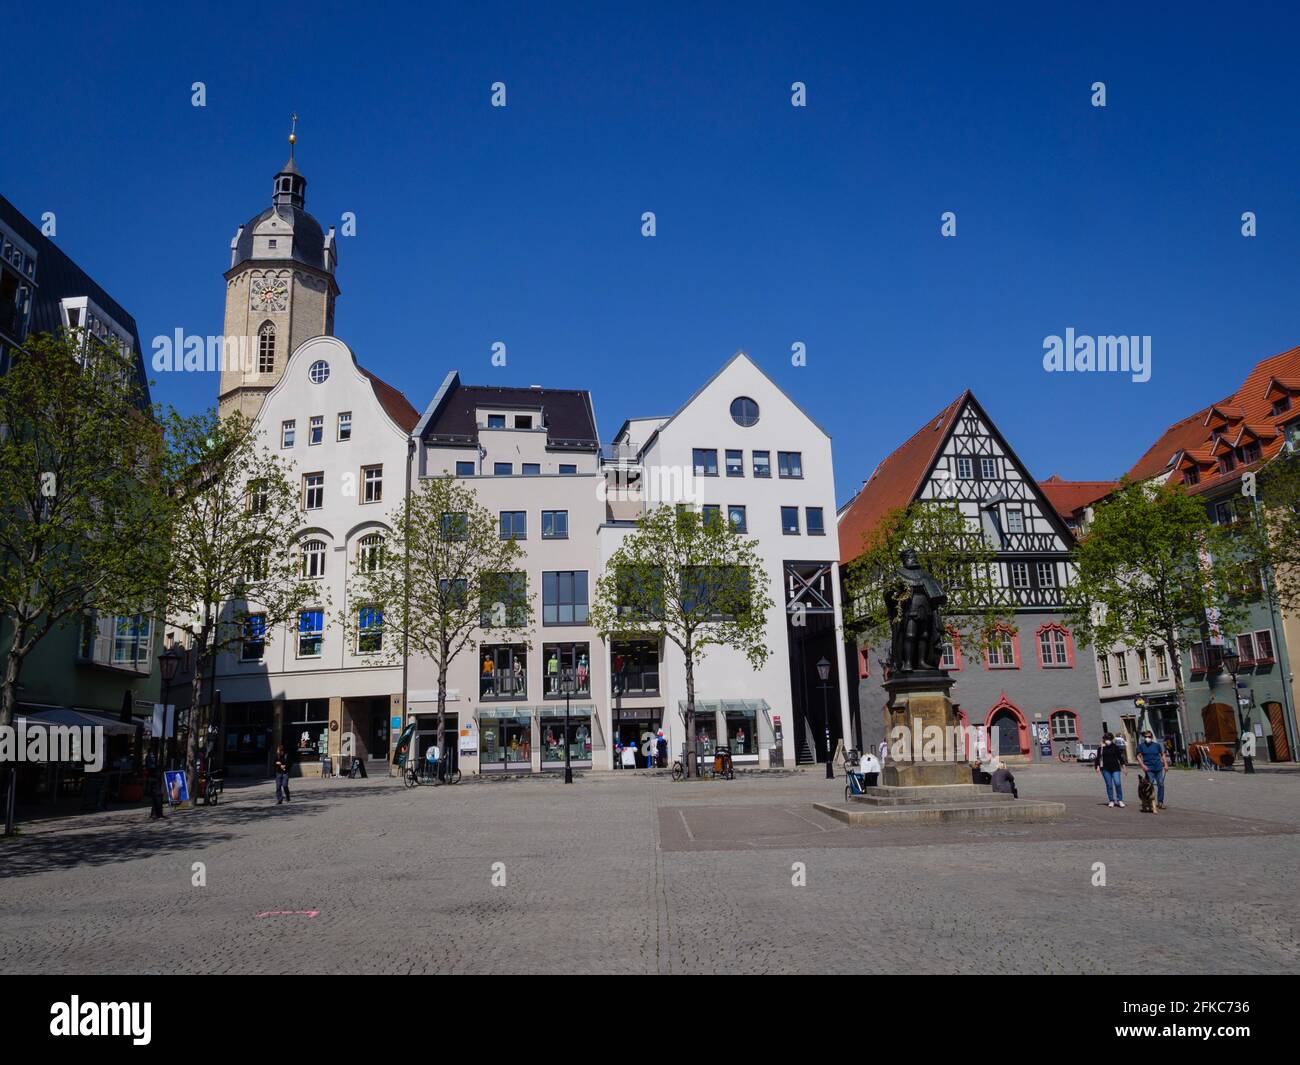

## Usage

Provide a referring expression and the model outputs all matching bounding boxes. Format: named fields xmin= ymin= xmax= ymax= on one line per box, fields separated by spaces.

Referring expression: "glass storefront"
xmin=541 ymin=714 xmax=592 ymax=767
xmin=615 ymin=709 xmax=662 ymax=768
xmin=286 ymin=699 xmax=330 ymax=761
xmin=479 ymin=710 xmax=531 ymax=770
xmin=723 ymin=700 xmax=758 ymax=757
xmin=222 ymin=702 xmax=273 ymax=767
xmin=611 ymin=640 xmax=659 ymax=695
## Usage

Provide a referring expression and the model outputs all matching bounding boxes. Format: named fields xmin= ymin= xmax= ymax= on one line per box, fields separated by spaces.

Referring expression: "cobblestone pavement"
xmin=1 ymin=764 xmax=1297 ymax=974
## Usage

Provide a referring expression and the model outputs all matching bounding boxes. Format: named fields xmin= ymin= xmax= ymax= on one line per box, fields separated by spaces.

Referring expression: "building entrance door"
xmin=615 ymin=712 xmax=661 ymax=767
xmin=990 ymin=710 xmax=1020 ymax=756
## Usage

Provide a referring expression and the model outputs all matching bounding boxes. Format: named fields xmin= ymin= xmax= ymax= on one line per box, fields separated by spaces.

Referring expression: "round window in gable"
xmin=730 ymin=396 xmax=759 ymax=427
xmin=308 ymin=360 xmax=330 ymax=384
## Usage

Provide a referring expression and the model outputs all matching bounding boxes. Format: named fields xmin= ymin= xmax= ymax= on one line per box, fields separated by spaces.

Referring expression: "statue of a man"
xmin=885 ymin=548 xmax=947 ymax=673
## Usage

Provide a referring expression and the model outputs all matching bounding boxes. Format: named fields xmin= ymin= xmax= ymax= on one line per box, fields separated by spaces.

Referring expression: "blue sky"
xmin=6 ymin=1 xmax=1300 ymax=504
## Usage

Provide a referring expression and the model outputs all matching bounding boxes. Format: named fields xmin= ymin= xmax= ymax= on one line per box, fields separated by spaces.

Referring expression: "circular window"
xmin=730 ymin=396 xmax=759 ymax=427
xmin=308 ymin=360 xmax=330 ymax=384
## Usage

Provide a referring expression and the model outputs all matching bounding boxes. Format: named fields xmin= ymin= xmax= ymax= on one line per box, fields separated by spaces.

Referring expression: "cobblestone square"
xmin=1 ymin=764 xmax=1297 ymax=974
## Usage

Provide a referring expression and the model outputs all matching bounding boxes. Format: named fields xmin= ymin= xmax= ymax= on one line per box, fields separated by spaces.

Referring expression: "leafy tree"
xmin=1064 ymin=479 xmax=1262 ymax=743
xmin=588 ymin=506 xmax=774 ymax=777
xmin=0 ymin=329 xmax=169 ymax=730
xmin=1254 ymin=448 xmax=1300 ymax=613
xmin=842 ymin=501 xmax=1013 ymax=668
xmin=162 ymin=409 xmax=318 ymax=788
xmin=345 ymin=474 xmax=531 ymax=761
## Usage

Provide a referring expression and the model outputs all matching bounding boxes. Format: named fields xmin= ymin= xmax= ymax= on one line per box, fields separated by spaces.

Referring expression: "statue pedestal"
xmin=880 ymin=671 xmax=969 ymax=787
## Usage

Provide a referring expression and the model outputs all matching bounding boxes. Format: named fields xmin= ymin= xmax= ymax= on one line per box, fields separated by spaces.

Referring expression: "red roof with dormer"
xmin=1126 ymin=344 xmax=1300 ymax=494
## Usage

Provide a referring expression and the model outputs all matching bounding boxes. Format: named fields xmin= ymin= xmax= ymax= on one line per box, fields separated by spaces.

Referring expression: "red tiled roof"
xmin=359 ymin=367 xmax=420 ymax=432
xmin=1038 ymin=476 xmax=1121 ymax=523
xmin=1126 ymin=344 xmax=1300 ymax=493
xmin=837 ymin=392 xmax=968 ymax=564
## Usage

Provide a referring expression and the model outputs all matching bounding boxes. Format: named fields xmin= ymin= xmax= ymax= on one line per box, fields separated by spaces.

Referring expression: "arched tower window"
xmin=257 ymin=321 xmax=276 ymax=375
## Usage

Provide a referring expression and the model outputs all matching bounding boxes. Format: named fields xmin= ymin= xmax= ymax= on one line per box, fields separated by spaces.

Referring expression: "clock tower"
xmin=219 ymin=123 xmax=339 ymax=419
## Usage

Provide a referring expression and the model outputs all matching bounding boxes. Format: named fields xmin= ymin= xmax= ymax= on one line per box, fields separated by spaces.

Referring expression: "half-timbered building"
xmin=838 ymin=391 xmax=1105 ymax=761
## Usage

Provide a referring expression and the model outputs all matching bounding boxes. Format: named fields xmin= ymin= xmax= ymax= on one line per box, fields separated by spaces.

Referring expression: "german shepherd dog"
xmin=1138 ymin=774 xmax=1157 ymax=814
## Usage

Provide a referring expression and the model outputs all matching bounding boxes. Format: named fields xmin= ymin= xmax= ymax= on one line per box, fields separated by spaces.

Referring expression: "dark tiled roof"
xmin=232 ymin=205 xmax=329 ymax=272
xmin=420 ymin=381 xmax=598 ymax=449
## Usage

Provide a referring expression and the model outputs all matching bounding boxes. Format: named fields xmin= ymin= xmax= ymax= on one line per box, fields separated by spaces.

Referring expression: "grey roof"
xmin=232 ymin=204 xmax=329 ymax=272
xmin=417 ymin=372 xmax=599 ymax=450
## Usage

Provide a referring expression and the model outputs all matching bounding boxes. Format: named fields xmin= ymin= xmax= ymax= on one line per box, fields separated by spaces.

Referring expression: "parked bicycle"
xmin=1056 ymin=742 xmax=1098 ymax=764
xmin=403 ymin=760 xmax=461 ymax=787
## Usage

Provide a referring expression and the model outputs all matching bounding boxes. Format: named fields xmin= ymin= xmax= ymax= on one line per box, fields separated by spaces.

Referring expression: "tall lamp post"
xmin=154 ymin=645 xmax=183 ymax=819
xmin=1218 ymin=643 xmax=1254 ymax=773
xmin=559 ymin=667 xmax=576 ymax=784
xmin=817 ymin=657 xmax=834 ymax=780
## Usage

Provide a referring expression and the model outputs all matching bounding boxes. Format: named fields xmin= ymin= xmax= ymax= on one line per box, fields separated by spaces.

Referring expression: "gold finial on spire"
xmin=289 ymin=112 xmax=298 ymax=155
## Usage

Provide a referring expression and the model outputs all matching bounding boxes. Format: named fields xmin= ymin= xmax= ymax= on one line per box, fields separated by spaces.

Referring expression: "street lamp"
xmin=1218 ymin=642 xmax=1254 ymax=773
xmin=817 ymin=657 xmax=834 ymax=780
xmin=154 ymin=644 xmax=183 ymax=819
xmin=559 ymin=666 xmax=576 ymax=784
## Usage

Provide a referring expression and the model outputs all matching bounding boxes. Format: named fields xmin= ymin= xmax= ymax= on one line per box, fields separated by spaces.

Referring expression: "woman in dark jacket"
xmin=1096 ymin=733 xmax=1126 ymax=808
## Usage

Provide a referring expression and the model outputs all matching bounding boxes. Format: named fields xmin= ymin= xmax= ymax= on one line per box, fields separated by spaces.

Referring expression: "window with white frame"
xmin=357 ymin=606 xmax=384 ymax=654
xmin=980 ymin=457 xmax=997 ymax=479
xmin=298 ymin=610 xmax=324 ymax=657
xmin=1006 ymin=508 xmax=1024 ymax=533
xmin=309 ymin=415 xmax=323 ymax=445
xmin=1010 ymin=562 xmax=1030 ymax=589
xmin=112 ymin=615 xmax=152 ymax=668
xmin=257 ymin=322 xmax=276 ymax=375
xmin=1036 ymin=562 xmax=1056 ymax=588
xmin=1137 ymin=648 xmax=1150 ymax=682
xmin=1114 ymin=653 xmax=1129 ymax=685
xmin=1154 ymin=646 xmax=1170 ymax=679
xmin=281 ymin=420 xmax=295 ymax=448
xmin=358 ymin=533 xmax=385 ymax=573
xmin=1099 ymin=655 xmax=1112 ymax=686
xmin=363 ymin=465 xmax=383 ymax=503
xmin=1037 ymin=625 xmax=1070 ymax=667
xmin=303 ymin=472 xmax=323 ymax=510
xmin=301 ymin=539 xmax=326 ymax=579
xmin=956 ymin=456 xmax=973 ymax=479
xmin=1050 ymin=711 xmax=1078 ymax=739
xmin=338 ymin=411 xmax=352 ymax=441
xmin=986 ymin=628 xmax=1017 ymax=667
xmin=1254 ymin=630 xmax=1275 ymax=662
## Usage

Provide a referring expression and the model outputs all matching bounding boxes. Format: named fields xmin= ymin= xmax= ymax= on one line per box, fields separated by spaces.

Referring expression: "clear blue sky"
xmin=7 ymin=1 xmax=1300 ymax=505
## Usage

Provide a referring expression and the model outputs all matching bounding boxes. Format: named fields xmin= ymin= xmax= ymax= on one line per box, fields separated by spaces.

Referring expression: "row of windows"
xmin=937 ymin=624 xmax=1075 ymax=672
xmin=241 ymin=608 xmax=382 ymax=661
xmin=684 ymin=504 xmax=824 ymax=536
xmin=692 ymin=448 xmax=802 ymax=479
xmin=485 ymin=413 xmax=535 ymax=429
xmin=499 ymin=510 xmax=569 ymax=540
xmin=1009 ymin=561 xmax=1056 ymax=590
xmin=1099 ymin=646 xmax=1171 ymax=687
xmin=953 ymin=455 xmax=1001 ymax=481
xmin=283 ymin=412 xmax=353 ymax=447
xmin=470 ymin=460 xmax=579 ymax=477
xmin=299 ymin=465 xmax=383 ymax=510
xmin=1188 ymin=631 xmax=1277 ymax=673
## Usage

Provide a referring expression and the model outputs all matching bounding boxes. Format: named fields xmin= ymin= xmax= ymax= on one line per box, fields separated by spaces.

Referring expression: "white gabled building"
xmin=213 ymin=334 xmax=420 ymax=775
xmin=598 ymin=352 xmax=853 ymax=768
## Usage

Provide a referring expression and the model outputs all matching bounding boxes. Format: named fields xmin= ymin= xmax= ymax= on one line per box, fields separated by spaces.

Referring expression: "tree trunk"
xmin=436 ymin=649 xmax=447 ymax=780
xmin=185 ymin=627 xmax=211 ymax=796
xmin=684 ymin=648 xmax=696 ymax=779
xmin=1 ymin=620 xmax=30 ymax=836
xmin=1167 ymin=627 xmax=1191 ymax=758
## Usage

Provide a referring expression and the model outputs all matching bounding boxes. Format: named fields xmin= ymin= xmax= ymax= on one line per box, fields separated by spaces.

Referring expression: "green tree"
xmin=842 ymin=501 xmax=1013 ymax=668
xmin=1064 ymin=479 xmax=1262 ymax=743
xmin=345 ymin=474 xmax=531 ymax=761
xmin=162 ymin=409 xmax=318 ymax=789
xmin=588 ymin=505 xmax=775 ymax=777
xmin=0 ymin=330 xmax=169 ymax=732
xmin=1254 ymin=447 xmax=1300 ymax=613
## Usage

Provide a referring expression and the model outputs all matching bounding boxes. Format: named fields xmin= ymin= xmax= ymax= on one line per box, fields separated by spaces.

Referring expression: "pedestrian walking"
xmin=1136 ymin=729 xmax=1169 ymax=810
xmin=274 ymin=745 xmax=291 ymax=804
xmin=1096 ymin=732 xmax=1126 ymax=808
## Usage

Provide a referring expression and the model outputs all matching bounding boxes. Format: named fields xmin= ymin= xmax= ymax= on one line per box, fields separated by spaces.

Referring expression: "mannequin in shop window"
xmin=547 ymin=651 xmax=559 ymax=693
xmin=576 ymin=653 xmax=589 ymax=693
xmin=482 ymin=654 xmax=495 ymax=697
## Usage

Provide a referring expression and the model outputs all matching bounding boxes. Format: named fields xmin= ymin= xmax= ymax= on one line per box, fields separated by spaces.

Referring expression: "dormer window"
xmin=1184 ymin=466 xmax=1200 ymax=485
xmin=1272 ymin=395 xmax=1292 ymax=416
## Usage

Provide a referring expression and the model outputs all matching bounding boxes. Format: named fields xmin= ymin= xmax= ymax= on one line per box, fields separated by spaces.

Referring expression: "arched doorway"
xmin=985 ymin=697 xmax=1028 ymax=757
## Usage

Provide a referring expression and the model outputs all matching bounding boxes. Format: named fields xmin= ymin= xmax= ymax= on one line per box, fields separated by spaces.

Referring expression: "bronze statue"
xmin=885 ymin=548 xmax=947 ymax=673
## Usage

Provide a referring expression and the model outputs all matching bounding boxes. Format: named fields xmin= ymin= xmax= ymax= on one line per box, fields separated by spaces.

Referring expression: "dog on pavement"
xmin=1138 ymin=774 xmax=1157 ymax=814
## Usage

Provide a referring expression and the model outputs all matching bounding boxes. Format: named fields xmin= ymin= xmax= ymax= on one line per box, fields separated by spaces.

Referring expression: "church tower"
xmin=219 ymin=119 xmax=339 ymax=419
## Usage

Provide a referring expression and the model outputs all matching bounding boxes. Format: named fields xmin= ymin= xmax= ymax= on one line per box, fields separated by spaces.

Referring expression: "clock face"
xmin=250 ymin=277 xmax=289 ymax=312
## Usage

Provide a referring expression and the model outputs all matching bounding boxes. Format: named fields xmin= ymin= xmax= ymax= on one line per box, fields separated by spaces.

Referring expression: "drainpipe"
xmin=400 ymin=434 xmax=415 ymax=773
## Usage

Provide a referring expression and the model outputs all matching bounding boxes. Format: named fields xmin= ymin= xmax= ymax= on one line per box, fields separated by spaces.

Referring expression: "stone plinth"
xmin=880 ymin=671 xmax=968 ymax=787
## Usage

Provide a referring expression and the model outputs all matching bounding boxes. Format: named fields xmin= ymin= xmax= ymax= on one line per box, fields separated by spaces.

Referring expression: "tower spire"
xmin=289 ymin=112 xmax=298 ymax=159
xmin=273 ymin=116 xmax=306 ymax=209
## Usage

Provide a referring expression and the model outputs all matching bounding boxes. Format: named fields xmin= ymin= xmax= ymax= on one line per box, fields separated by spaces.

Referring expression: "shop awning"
xmin=14 ymin=706 xmax=139 ymax=736
xmin=677 ymin=699 xmax=770 ymax=716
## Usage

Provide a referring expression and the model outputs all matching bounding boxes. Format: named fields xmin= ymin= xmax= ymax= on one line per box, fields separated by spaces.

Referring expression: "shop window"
xmin=543 ymin=642 xmax=591 ymax=697
xmin=723 ymin=702 xmax=758 ymax=756
xmin=541 ymin=715 xmax=592 ymax=765
xmin=479 ymin=644 xmax=527 ymax=699
xmin=612 ymin=640 xmax=659 ymax=694
xmin=286 ymin=699 xmax=329 ymax=759
xmin=479 ymin=714 xmax=530 ymax=767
